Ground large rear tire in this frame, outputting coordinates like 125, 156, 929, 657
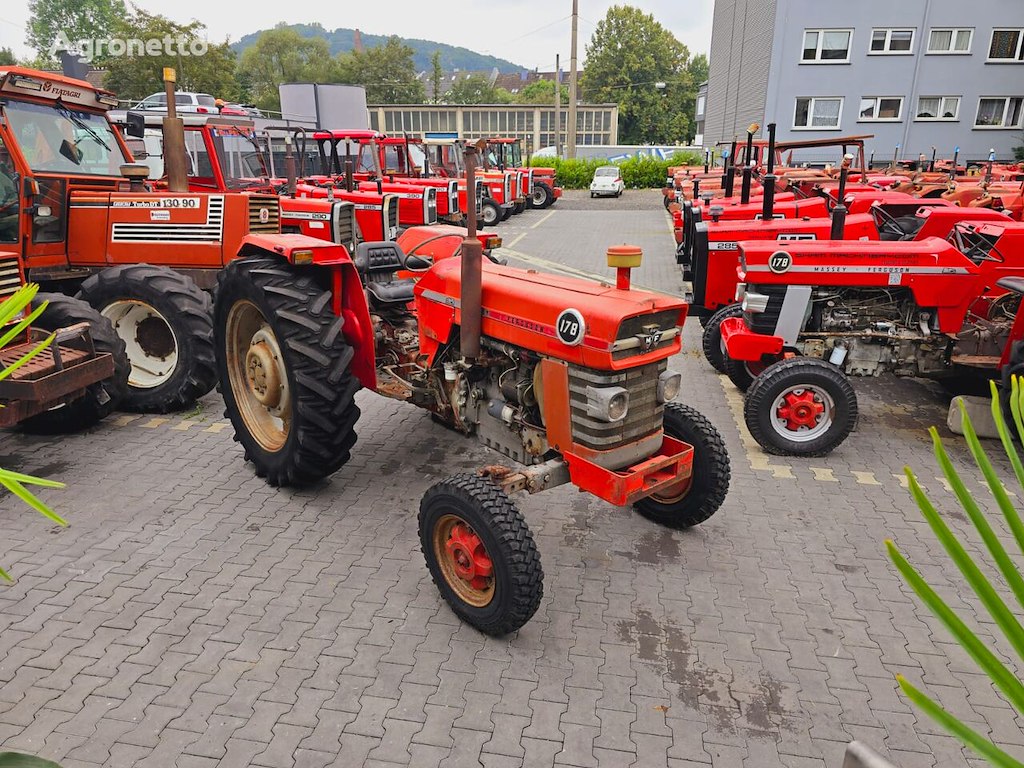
701, 303, 743, 374
213, 256, 361, 486
420, 474, 543, 636
634, 403, 730, 529
531, 182, 553, 209
744, 358, 857, 457
77, 264, 216, 413
20, 294, 129, 434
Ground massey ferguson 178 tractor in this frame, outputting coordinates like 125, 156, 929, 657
720, 220, 1024, 457
213, 145, 731, 635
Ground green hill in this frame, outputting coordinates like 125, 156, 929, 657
233, 24, 526, 73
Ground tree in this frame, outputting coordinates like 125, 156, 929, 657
430, 50, 443, 104
239, 26, 333, 112
515, 78, 569, 105
335, 37, 425, 104
445, 74, 512, 105
27, 0, 127, 63
103, 10, 238, 103
0, 48, 16, 66
580, 5, 698, 144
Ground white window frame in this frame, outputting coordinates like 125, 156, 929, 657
987, 29, 1024, 62
868, 28, 915, 55
801, 29, 853, 64
914, 96, 961, 122
927, 28, 973, 54
858, 96, 904, 122
793, 97, 844, 130
974, 97, 1024, 129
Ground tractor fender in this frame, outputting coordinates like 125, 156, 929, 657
234, 234, 377, 391
720, 316, 784, 362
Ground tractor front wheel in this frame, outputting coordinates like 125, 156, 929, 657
481, 200, 501, 227
744, 357, 857, 457
77, 265, 216, 413
634, 403, 730, 529
20, 294, 129, 434
531, 182, 553, 209
701, 303, 743, 374
214, 256, 361, 486
420, 474, 543, 636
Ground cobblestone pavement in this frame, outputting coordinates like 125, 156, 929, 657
0, 188, 1018, 767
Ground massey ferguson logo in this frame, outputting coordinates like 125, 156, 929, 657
638, 324, 664, 353
768, 251, 792, 274
259, 208, 270, 224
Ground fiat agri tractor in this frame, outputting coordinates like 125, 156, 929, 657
214, 146, 731, 635
720, 220, 1024, 457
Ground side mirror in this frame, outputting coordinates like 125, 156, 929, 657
22, 176, 38, 199
125, 111, 146, 139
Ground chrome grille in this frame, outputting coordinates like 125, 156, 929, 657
0, 257, 22, 301
333, 201, 357, 253
613, 311, 680, 361
568, 360, 666, 450
384, 196, 399, 239
248, 195, 280, 233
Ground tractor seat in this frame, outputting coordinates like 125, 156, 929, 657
354, 241, 418, 308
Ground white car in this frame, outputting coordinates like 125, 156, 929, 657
590, 166, 624, 198
133, 91, 219, 114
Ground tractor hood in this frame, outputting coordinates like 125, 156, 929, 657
415, 258, 686, 370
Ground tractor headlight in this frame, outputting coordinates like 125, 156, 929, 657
586, 386, 629, 422
741, 291, 770, 314
657, 371, 681, 403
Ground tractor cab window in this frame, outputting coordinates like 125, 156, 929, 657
209, 127, 268, 189
3, 100, 128, 176
382, 145, 408, 175
183, 131, 212, 184
509, 143, 523, 166
0, 136, 18, 243
356, 143, 377, 174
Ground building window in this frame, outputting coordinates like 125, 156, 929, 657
801, 30, 852, 63
794, 97, 843, 129
870, 29, 914, 54
696, 94, 706, 114
988, 29, 1024, 61
859, 97, 903, 121
928, 28, 973, 54
915, 96, 960, 120
975, 97, 1024, 128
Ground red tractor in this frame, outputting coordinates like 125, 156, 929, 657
420, 134, 520, 226
485, 137, 562, 209
720, 220, 1024, 456
212, 147, 731, 635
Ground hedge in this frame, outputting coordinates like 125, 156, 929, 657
529, 151, 702, 189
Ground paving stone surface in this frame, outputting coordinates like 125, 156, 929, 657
0, 188, 1020, 766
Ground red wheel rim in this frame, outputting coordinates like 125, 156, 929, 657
432, 514, 495, 607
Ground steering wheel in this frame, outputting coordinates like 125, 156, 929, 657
950, 224, 1005, 263
872, 205, 907, 238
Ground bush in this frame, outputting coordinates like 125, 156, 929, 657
530, 151, 702, 189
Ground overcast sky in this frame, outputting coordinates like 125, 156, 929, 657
0, 0, 713, 71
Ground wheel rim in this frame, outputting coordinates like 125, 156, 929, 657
531, 187, 546, 206
432, 513, 495, 608
769, 384, 835, 442
483, 206, 497, 225
225, 300, 291, 452
651, 472, 693, 505
101, 299, 178, 389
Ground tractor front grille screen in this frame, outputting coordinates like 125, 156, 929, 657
746, 284, 787, 335
568, 360, 666, 451
334, 203, 357, 252
614, 310, 680, 361
0, 257, 22, 301
248, 196, 280, 234
387, 200, 399, 234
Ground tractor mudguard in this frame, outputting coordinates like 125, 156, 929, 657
720, 316, 784, 361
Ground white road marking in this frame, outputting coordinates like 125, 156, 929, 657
719, 375, 795, 479
852, 471, 881, 486
809, 467, 838, 482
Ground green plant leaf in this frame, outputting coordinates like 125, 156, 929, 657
0, 473, 67, 527
897, 675, 1024, 768
990, 380, 1024, 510
0, 332, 56, 384
0, 302, 47, 351
0, 284, 38, 327
886, 537, 1024, 713
1012, 375, 1024, 449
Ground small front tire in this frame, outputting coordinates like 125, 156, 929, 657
701, 303, 743, 374
420, 474, 543, 636
481, 200, 501, 227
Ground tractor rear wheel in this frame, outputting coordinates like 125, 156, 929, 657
481, 200, 501, 227
214, 256, 361, 486
634, 403, 730, 529
77, 265, 216, 413
744, 358, 857, 457
701, 303, 743, 374
531, 182, 553, 209
513, 201, 526, 215
20, 293, 129, 434
419, 474, 543, 636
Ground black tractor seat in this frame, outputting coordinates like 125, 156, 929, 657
353, 241, 426, 309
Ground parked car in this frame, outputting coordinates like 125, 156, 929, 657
590, 166, 624, 198
132, 91, 219, 113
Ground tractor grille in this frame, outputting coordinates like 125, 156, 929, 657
568, 360, 666, 451
613, 310, 680, 361
0, 257, 22, 301
745, 284, 787, 336
447, 180, 459, 214
333, 201, 358, 253
385, 196, 399, 239
690, 223, 710, 306
248, 195, 280, 233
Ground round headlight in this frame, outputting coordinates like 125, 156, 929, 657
607, 392, 629, 421
658, 371, 682, 403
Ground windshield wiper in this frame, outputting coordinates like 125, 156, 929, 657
57, 103, 111, 152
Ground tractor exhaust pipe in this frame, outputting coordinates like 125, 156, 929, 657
830, 154, 853, 240
761, 123, 777, 222
740, 124, 758, 204
692, 178, 700, 200
283, 135, 297, 197
951, 146, 960, 180
723, 139, 737, 197
461, 140, 485, 361
160, 68, 189, 193
929, 146, 937, 173
344, 159, 354, 193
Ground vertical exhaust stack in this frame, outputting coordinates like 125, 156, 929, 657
761, 123, 777, 221
723, 139, 737, 197
283, 135, 298, 197
830, 153, 853, 241
740, 123, 759, 204
344, 158, 354, 193
160, 68, 189, 193
950, 146, 960, 182
692, 178, 700, 201
929, 146, 937, 173
461, 140, 486, 361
